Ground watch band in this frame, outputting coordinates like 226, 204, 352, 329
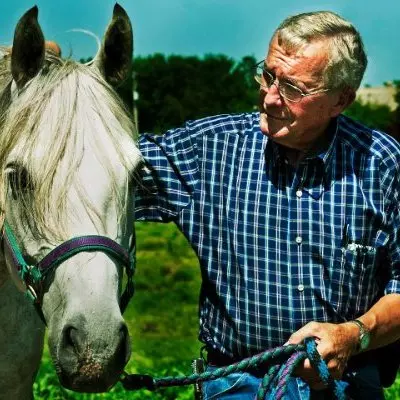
348, 319, 370, 351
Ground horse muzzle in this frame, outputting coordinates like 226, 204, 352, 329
52, 314, 131, 392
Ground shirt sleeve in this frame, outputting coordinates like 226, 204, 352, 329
383, 165, 400, 295
135, 124, 200, 222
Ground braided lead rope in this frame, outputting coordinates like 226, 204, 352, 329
155, 343, 302, 389
120, 338, 346, 400
304, 338, 347, 399
257, 364, 281, 399
274, 351, 308, 400
120, 343, 303, 391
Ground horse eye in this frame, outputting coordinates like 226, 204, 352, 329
5, 166, 32, 198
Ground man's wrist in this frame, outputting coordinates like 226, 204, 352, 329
347, 319, 371, 352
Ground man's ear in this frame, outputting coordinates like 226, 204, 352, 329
330, 88, 356, 117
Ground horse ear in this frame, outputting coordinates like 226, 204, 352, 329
11, 6, 45, 88
94, 3, 133, 87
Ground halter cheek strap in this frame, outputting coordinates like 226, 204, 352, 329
2, 220, 135, 323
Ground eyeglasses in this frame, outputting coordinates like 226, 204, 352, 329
254, 61, 330, 103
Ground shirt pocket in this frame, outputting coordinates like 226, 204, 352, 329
334, 243, 379, 316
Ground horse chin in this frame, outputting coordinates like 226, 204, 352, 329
51, 339, 131, 392
58, 372, 119, 393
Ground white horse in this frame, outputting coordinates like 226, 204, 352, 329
0, 4, 142, 399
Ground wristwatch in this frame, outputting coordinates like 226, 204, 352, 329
348, 319, 370, 351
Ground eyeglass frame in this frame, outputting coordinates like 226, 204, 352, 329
254, 60, 330, 103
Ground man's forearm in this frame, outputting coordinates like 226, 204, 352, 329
357, 293, 400, 351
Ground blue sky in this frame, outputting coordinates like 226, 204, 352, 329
0, 0, 398, 87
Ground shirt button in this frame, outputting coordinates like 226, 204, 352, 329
296, 189, 303, 198
297, 284, 305, 292
295, 236, 302, 244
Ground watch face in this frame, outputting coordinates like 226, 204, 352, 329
360, 333, 370, 350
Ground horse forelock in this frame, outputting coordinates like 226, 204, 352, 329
0, 54, 141, 241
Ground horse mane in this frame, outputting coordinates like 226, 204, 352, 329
0, 49, 141, 241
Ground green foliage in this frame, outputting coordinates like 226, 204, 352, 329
343, 100, 394, 132
133, 54, 258, 133
385, 375, 400, 399
393, 80, 400, 126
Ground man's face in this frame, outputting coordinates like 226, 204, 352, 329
259, 36, 349, 150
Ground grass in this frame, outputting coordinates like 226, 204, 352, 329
34, 222, 400, 399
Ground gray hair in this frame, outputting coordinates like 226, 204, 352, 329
273, 11, 367, 91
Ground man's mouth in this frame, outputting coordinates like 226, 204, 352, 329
266, 112, 287, 121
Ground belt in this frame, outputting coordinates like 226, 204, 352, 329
206, 348, 238, 367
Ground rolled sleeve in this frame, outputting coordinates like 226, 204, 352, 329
384, 171, 400, 295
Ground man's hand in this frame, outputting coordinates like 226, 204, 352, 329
286, 321, 360, 390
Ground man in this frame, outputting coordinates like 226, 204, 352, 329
135, 11, 400, 399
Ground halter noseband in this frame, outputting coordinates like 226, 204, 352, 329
2, 220, 135, 323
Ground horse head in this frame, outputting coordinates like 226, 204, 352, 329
0, 4, 141, 392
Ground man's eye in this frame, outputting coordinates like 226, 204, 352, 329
281, 82, 301, 93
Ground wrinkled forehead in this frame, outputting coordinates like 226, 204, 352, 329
266, 35, 329, 81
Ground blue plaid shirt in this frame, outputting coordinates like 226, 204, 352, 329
135, 112, 400, 358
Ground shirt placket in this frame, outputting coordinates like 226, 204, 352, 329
289, 164, 309, 329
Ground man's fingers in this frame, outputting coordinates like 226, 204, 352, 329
287, 322, 321, 344
294, 358, 318, 379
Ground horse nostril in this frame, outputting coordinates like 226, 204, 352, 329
63, 325, 83, 354
59, 319, 130, 374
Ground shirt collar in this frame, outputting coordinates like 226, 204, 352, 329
264, 117, 339, 197
307, 117, 338, 164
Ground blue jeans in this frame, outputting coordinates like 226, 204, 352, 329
202, 370, 310, 399
202, 363, 384, 399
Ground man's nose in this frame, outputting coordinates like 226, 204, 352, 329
261, 83, 283, 106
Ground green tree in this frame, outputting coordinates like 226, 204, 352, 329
133, 54, 258, 133
344, 100, 394, 132
392, 80, 400, 127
